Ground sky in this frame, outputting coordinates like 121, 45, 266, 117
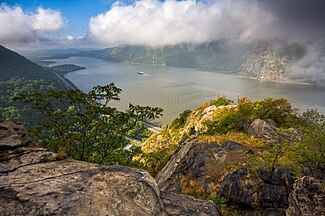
0, 0, 325, 50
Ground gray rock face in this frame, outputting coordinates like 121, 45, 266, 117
247, 119, 279, 141
286, 176, 325, 216
218, 167, 261, 207
155, 138, 246, 195
0, 122, 222, 216
161, 192, 221, 216
247, 119, 302, 142
0, 157, 166, 216
0, 123, 166, 216
218, 167, 295, 215
0, 121, 30, 150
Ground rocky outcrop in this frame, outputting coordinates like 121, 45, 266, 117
0, 121, 30, 150
240, 41, 288, 81
247, 119, 302, 142
161, 192, 220, 216
286, 176, 325, 216
156, 137, 247, 195
0, 121, 221, 216
242, 49, 287, 81
184, 105, 237, 135
247, 119, 280, 141
218, 167, 295, 215
0, 153, 166, 215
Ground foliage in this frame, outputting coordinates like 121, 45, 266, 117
170, 109, 192, 129
181, 176, 205, 199
202, 97, 298, 135
252, 140, 292, 171
49, 64, 86, 75
253, 98, 297, 127
251, 109, 325, 174
20, 83, 163, 166
297, 109, 325, 172
141, 149, 169, 177
209, 96, 234, 107
0, 77, 56, 127
208, 195, 226, 205
141, 129, 180, 176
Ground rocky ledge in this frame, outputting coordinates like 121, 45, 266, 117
0, 121, 220, 216
1, 121, 324, 216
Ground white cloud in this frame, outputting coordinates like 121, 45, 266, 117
88, 0, 275, 47
0, 4, 65, 45
32, 7, 65, 32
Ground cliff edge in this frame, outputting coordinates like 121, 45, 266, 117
0, 121, 220, 216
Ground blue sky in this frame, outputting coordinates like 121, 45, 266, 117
2, 0, 115, 36
1, 0, 324, 50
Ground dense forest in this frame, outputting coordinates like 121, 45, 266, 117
0, 45, 69, 127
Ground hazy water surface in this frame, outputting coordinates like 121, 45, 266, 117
50, 57, 325, 124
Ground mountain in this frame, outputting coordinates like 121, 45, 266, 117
240, 40, 307, 81
0, 45, 68, 126
20, 48, 93, 60
79, 39, 250, 73
0, 45, 65, 85
0, 45, 46, 80
78, 39, 320, 84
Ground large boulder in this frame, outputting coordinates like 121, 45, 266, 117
247, 119, 280, 141
247, 119, 302, 142
218, 167, 295, 215
155, 137, 246, 195
286, 176, 325, 216
0, 155, 167, 215
0, 121, 30, 150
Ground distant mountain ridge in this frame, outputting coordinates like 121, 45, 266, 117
0, 45, 67, 86
77, 39, 320, 84
79, 40, 249, 73
0, 45, 69, 127
0, 45, 48, 81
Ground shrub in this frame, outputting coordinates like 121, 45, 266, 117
170, 109, 192, 129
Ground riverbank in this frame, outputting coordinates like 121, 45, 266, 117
236, 74, 315, 86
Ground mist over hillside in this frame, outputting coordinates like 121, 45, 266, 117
77, 39, 324, 85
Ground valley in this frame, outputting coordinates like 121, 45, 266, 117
48, 56, 325, 124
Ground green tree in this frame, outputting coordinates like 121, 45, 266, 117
253, 98, 296, 127
20, 83, 163, 166
297, 109, 325, 172
170, 109, 192, 129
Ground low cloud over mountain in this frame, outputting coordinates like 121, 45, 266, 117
88, 0, 325, 47
88, 0, 274, 47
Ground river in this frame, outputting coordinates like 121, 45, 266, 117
49, 57, 325, 125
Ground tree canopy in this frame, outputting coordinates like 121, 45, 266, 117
20, 83, 163, 165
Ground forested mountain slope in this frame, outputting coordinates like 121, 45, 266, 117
0, 45, 68, 126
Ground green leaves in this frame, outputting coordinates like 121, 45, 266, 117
20, 83, 163, 166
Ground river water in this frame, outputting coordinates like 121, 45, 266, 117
49, 57, 325, 124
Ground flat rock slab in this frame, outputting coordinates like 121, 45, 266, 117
0, 156, 166, 216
